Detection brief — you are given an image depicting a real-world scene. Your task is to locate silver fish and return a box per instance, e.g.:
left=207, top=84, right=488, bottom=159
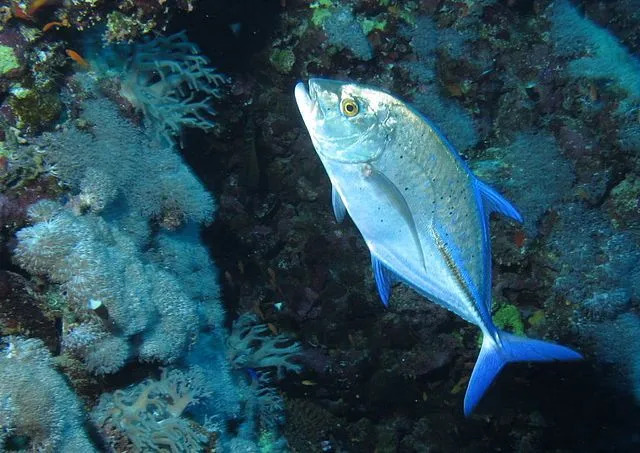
left=294, top=79, right=582, bottom=415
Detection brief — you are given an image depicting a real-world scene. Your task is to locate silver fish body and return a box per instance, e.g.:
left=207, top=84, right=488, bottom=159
left=296, top=79, right=495, bottom=326
left=295, top=79, right=582, bottom=415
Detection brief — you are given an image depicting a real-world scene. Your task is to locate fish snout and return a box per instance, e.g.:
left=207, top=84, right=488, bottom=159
left=295, top=82, right=313, bottom=115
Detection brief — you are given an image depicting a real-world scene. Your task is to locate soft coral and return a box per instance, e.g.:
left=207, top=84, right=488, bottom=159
left=119, top=31, right=227, bottom=147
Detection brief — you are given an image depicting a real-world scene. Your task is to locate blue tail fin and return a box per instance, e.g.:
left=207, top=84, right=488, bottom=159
left=463, top=331, right=583, bottom=416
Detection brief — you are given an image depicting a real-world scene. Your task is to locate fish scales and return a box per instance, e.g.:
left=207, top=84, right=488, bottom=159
left=375, top=100, right=487, bottom=321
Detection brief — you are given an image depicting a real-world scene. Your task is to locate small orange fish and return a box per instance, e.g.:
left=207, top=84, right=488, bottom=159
left=42, top=20, right=67, bottom=32
left=65, top=49, right=89, bottom=69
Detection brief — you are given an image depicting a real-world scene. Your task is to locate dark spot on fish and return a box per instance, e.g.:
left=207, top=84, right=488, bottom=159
left=404, top=187, right=408, bottom=191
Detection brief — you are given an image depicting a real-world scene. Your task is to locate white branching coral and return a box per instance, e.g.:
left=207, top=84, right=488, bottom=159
left=119, top=31, right=227, bottom=147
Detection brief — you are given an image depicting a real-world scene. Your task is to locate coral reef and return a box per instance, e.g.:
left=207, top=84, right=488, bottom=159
left=92, top=367, right=211, bottom=452
left=317, top=4, right=373, bottom=61
left=549, top=0, right=640, bottom=107
left=2, top=21, right=300, bottom=451
left=228, top=313, right=302, bottom=379
left=472, top=132, right=575, bottom=238
left=0, top=336, right=96, bottom=452
left=399, top=16, right=478, bottom=152
left=119, top=31, right=227, bottom=147
left=14, top=187, right=203, bottom=371
left=35, top=96, right=215, bottom=225
left=12, top=88, right=221, bottom=372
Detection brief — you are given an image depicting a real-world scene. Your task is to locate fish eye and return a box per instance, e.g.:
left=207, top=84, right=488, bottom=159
left=340, top=98, right=359, bottom=117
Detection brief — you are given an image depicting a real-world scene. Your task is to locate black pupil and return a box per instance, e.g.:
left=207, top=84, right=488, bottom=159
left=346, top=103, right=354, bottom=112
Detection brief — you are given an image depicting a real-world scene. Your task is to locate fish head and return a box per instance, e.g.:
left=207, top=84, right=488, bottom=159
left=295, top=79, right=395, bottom=163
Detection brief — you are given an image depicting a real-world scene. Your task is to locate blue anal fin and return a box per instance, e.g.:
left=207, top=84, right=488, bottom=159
left=475, top=178, right=523, bottom=224
left=371, top=255, right=395, bottom=307
left=332, top=186, right=347, bottom=223
left=463, top=331, right=583, bottom=416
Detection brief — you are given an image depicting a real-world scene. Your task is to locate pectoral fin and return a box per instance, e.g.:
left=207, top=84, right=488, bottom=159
left=368, top=167, right=427, bottom=272
left=475, top=178, right=523, bottom=224
left=332, top=186, right=347, bottom=223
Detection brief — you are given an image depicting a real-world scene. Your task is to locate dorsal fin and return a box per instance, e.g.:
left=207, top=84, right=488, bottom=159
left=475, top=178, right=523, bottom=224
left=332, top=186, right=347, bottom=223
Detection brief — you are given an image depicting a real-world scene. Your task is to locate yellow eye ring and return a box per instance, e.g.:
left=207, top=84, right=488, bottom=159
left=340, top=98, right=359, bottom=117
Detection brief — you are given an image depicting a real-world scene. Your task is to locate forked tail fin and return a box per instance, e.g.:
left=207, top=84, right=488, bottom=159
left=463, top=331, right=583, bottom=416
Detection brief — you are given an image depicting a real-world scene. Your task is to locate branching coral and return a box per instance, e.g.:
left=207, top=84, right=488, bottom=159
left=228, top=313, right=302, bottom=379
left=93, top=367, right=210, bottom=452
left=37, top=97, right=215, bottom=227
left=119, top=31, right=227, bottom=147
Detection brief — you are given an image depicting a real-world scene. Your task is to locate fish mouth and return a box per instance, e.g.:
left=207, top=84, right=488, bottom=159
left=294, top=81, right=319, bottom=126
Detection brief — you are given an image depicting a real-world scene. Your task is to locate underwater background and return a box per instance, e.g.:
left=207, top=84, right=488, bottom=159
left=0, top=0, right=639, bottom=451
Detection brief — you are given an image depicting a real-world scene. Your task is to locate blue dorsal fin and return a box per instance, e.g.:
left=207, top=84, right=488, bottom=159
left=332, top=186, right=347, bottom=223
left=475, top=178, right=523, bottom=224
left=371, top=255, right=395, bottom=307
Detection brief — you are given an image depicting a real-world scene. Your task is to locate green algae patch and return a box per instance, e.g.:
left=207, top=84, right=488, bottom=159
left=269, top=48, right=296, bottom=74
left=105, top=11, right=154, bottom=43
left=9, top=85, right=61, bottom=132
left=0, top=45, right=20, bottom=75
left=493, top=303, right=525, bottom=336
left=310, top=0, right=334, bottom=26
left=361, top=17, right=387, bottom=35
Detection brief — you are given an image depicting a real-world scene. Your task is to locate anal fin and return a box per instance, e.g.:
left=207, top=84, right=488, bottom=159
left=371, top=255, right=396, bottom=307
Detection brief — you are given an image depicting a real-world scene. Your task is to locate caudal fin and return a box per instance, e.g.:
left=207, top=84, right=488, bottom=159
left=463, top=331, right=583, bottom=416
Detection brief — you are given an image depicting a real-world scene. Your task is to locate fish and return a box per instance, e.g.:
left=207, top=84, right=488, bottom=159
left=294, top=78, right=582, bottom=416
left=42, top=19, right=68, bottom=32
left=65, top=49, right=89, bottom=69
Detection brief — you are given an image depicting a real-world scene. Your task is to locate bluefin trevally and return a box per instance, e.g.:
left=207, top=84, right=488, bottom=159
left=294, top=79, right=582, bottom=416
